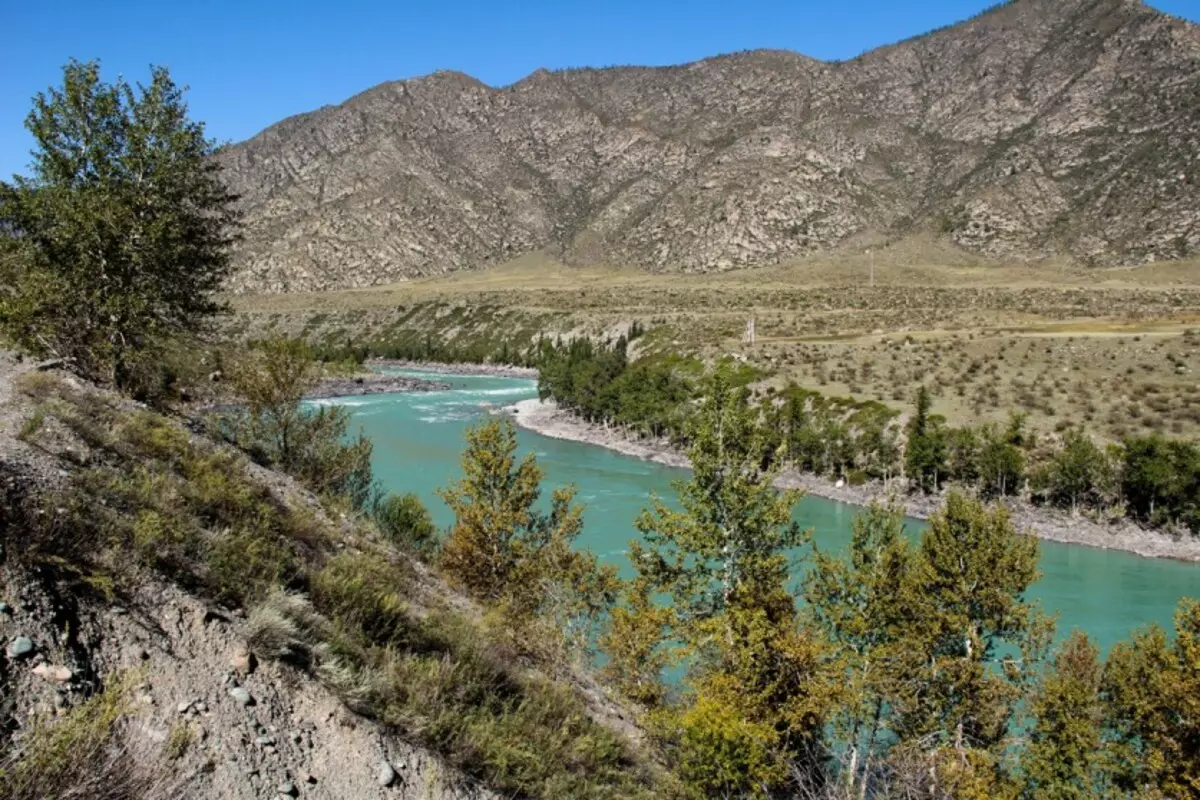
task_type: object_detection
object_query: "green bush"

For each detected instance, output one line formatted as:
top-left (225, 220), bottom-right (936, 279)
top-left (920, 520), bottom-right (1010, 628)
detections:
top-left (375, 493), bottom-right (439, 557)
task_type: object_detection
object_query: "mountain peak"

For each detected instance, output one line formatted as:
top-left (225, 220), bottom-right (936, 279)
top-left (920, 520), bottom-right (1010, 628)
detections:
top-left (219, 2), bottom-right (1200, 293)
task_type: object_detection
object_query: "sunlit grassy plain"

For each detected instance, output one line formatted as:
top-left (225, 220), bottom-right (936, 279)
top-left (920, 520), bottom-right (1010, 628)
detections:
top-left (230, 241), bottom-right (1200, 441)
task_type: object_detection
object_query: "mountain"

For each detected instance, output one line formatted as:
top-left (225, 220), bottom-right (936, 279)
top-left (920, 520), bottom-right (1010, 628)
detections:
top-left (218, 0), bottom-right (1200, 293)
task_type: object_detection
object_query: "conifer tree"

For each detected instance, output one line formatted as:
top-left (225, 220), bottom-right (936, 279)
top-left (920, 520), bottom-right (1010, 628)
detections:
top-left (906, 385), bottom-right (947, 493)
top-left (804, 500), bottom-right (917, 797)
top-left (439, 419), bottom-right (617, 649)
top-left (623, 368), bottom-right (834, 798)
top-left (1102, 599), bottom-right (1200, 797)
top-left (1021, 631), bottom-right (1108, 800)
top-left (893, 493), bottom-right (1053, 783)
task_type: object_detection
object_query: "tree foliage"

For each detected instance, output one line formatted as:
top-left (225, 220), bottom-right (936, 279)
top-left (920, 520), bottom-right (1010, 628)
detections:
top-left (0, 60), bottom-right (239, 385)
top-left (375, 492), bottom-right (439, 558)
top-left (906, 385), bottom-right (947, 493)
top-left (614, 369), bottom-right (834, 798)
top-left (225, 337), bottom-right (375, 511)
top-left (438, 419), bottom-right (618, 651)
top-left (804, 499), bottom-right (916, 796)
top-left (1021, 631), bottom-right (1108, 800)
top-left (1102, 600), bottom-right (1200, 797)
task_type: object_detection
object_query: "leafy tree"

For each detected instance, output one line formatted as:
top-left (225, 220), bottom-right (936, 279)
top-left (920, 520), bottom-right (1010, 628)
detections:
top-left (978, 413), bottom-right (1027, 498)
top-left (0, 60), bottom-right (239, 385)
top-left (1021, 631), bottom-right (1109, 800)
top-left (633, 369), bottom-right (806, 624)
top-left (906, 385), bottom-right (947, 493)
top-left (1037, 428), bottom-right (1112, 514)
top-left (1121, 434), bottom-right (1200, 530)
top-left (599, 576), bottom-right (677, 706)
top-left (439, 419), bottom-right (617, 650)
top-left (804, 500), bottom-right (917, 797)
top-left (627, 369), bottom-right (833, 797)
top-left (894, 493), bottom-right (1053, 765)
top-left (1102, 599), bottom-right (1200, 797)
top-left (945, 426), bottom-right (982, 486)
top-left (226, 337), bottom-right (374, 510)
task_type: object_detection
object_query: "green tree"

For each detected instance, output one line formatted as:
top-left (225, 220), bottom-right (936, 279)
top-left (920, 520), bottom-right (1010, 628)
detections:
top-left (599, 576), bottom-right (677, 706)
top-left (804, 500), bottom-right (917, 797)
top-left (1038, 428), bottom-right (1110, 513)
top-left (1102, 599), bottom-right (1200, 797)
top-left (225, 337), bottom-right (375, 510)
top-left (978, 414), bottom-right (1027, 499)
top-left (0, 60), bottom-right (239, 385)
top-left (438, 419), bottom-right (617, 651)
top-left (375, 492), bottom-right (438, 558)
top-left (1121, 434), bottom-right (1200, 530)
top-left (633, 370), bottom-right (807, 625)
top-left (627, 368), bottom-right (833, 797)
top-left (1021, 631), bottom-right (1109, 800)
top-left (894, 493), bottom-right (1053, 767)
top-left (945, 426), bottom-right (982, 485)
top-left (906, 386), bottom-right (947, 493)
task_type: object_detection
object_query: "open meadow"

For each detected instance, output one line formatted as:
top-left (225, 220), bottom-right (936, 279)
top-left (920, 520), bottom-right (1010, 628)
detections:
top-left (231, 246), bottom-right (1200, 441)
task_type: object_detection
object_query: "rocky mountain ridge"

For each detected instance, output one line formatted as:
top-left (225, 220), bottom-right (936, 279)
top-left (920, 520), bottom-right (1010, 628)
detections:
top-left (219, 0), bottom-right (1200, 292)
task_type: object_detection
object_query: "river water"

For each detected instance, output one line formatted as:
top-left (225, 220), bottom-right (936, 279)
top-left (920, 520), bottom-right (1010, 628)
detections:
top-left (326, 370), bottom-right (1198, 654)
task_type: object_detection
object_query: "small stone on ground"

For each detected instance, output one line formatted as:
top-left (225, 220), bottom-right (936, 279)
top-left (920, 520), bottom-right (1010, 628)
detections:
top-left (7, 636), bottom-right (35, 659)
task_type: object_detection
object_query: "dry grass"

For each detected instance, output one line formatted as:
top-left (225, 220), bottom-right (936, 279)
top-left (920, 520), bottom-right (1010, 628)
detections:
top-left (230, 252), bottom-right (1200, 441)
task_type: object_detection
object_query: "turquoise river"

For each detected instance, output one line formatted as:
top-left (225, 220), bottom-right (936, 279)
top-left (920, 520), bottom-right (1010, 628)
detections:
top-left (324, 369), bottom-right (1198, 653)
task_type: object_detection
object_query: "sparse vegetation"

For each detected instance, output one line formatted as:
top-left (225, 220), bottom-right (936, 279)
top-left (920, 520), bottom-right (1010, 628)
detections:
top-left (0, 673), bottom-right (166, 800)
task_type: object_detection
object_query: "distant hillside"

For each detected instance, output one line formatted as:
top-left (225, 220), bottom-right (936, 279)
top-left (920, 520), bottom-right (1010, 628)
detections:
top-left (219, 0), bottom-right (1200, 292)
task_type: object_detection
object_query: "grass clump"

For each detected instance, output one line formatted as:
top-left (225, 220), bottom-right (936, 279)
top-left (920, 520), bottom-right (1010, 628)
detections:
top-left (0, 674), bottom-right (163, 800)
top-left (248, 591), bottom-right (659, 800)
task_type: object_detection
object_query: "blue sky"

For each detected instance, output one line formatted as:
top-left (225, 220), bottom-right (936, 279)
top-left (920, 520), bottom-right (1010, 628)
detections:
top-left (2, 0), bottom-right (1197, 178)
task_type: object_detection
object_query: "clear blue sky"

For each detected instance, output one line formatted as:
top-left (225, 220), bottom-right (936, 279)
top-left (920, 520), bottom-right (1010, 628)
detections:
top-left (3, 0), bottom-right (1197, 178)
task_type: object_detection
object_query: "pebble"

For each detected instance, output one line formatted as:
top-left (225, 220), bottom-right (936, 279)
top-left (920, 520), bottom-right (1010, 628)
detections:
top-left (256, 735), bottom-right (276, 747)
top-left (230, 645), bottom-right (257, 675)
top-left (377, 762), bottom-right (396, 787)
top-left (0, 602), bottom-right (11, 615)
top-left (7, 636), bottom-right (35, 660)
top-left (229, 687), bottom-right (254, 707)
top-left (177, 700), bottom-right (193, 714)
top-left (277, 781), bottom-right (297, 797)
top-left (31, 663), bottom-right (73, 683)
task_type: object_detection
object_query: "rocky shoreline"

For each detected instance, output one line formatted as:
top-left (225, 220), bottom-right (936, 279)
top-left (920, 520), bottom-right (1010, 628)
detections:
top-left (509, 398), bottom-right (1200, 563)
top-left (306, 373), bottom-right (451, 400)
top-left (368, 359), bottom-right (538, 379)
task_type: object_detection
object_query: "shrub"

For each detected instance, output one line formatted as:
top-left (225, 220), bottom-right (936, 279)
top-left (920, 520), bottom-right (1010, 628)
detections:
top-left (309, 552), bottom-right (415, 650)
top-left (224, 337), bottom-right (377, 511)
top-left (375, 493), bottom-right (439, 557)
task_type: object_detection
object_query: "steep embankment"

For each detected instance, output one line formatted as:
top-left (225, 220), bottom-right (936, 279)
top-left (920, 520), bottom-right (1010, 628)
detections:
top-left (0, 354), bottom-right (654, 800)
top-left (220, 0), bottom-right (1200, 292)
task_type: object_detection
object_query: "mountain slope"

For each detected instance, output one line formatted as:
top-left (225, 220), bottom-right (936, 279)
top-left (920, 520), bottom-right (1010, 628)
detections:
top-left (219, 0), bottom-right (1200, 292)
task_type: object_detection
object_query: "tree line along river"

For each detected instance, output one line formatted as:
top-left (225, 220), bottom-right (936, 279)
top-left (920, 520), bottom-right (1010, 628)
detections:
top-left (322, 369), bottom-right (1198, 655)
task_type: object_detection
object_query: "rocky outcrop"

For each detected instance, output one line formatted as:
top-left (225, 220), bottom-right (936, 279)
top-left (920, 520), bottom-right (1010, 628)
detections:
top-left (0, 564), bottom-right (499, 800)
top-left (219, 0), bottom-right (1200, 292)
